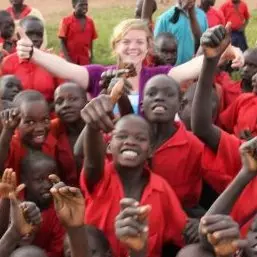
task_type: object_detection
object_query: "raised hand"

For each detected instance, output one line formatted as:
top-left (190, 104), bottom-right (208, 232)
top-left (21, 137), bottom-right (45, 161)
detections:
top-left (16, 27), bottom-right (33, 60)
top-left (0, 168), bottom-right (25, 198)
top-left (49, 174), bottom-right (85, 228)
top-left (9, 193), bottom-right (38, 237)
top-left (239, 137), bottom-right (257, 173)
top-left (200, 215), bottom-right (248, 256)
top-left (115, 198), bottom-right (151, 251)
top-left (201, 24), bottom-right (231, 59)
top-left (80, 94), bottom-right (114, 132)
top-left (0, 108), bottom-right (21, 130)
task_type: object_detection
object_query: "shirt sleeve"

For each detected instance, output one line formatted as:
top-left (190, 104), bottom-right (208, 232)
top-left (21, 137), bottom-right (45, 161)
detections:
top-left (243, 3), bottom-right (250, 20)
top-left (202, 130), bottom-right (242, 178)
top-left (91, 19), bottom-right (98, 40)
top-left (1, 55), bottom-right (14, 75)
top-left (154, 16), bottom-right (168, 37)
top-left (58, 18), bottom-right (68, 38)
top-left (201, 13), bottom-right (209, 32)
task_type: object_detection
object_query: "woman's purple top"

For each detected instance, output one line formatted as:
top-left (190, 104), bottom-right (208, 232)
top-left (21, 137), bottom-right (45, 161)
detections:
top-left (85, 64), bottom-right (171, 113)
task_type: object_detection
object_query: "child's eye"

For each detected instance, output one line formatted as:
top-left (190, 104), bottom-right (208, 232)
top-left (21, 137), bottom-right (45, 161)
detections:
top-left (25, 120), bottom-right (35, 126)
top-left (44, 118), bottom-right (50, 124)
top-left (148, 91), bottom-right (156, 97)
top-left (136, 136), bottom-right (147, 142)
top-left (115, 134), bottom-right (127, 140)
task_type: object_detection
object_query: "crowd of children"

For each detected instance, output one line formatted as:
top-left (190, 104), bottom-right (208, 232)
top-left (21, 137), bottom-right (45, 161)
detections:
top-left (0, 0), bottom-right (256, 256)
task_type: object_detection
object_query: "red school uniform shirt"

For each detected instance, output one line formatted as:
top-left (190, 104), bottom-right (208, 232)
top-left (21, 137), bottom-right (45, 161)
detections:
top-left (230, 178), bottom-right (257, 237)
top-left (219, 93), bottom-right (257, 138)
top-left (151, 122), bottom-right (231, 209)
top-left (1, 53), bottom-right (59, 102)
top-left (32, 203), bottom-right (65, 257)
top-left (80, 161), bottom-right (187, 257)
top-left (202, 129), bottom-right (242, 178)
top-left (220, 0), bottom-right (250, 31)
top-left (206, 7), bottom-right (225, 28)
top-left (50, 118), bottom-right (79, 186)
top-left (6, 5), bottom-right (32, 19)
top-left (215, 72), bottom-right (242, 109)
top-left (58, 14), bottom-right (98, 65)
top-left (4, 130), bottom-right (57, 183)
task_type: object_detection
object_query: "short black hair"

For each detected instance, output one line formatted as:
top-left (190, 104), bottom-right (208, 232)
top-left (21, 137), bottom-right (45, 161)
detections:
top-left (19, 16), bottom-right (44, 29)
top-left (13, 90), bottom-right (46, 108)
top-left (0, 10), bottom-right (12, 24)
top-left (20, 150), bottom-right (57, 178)
top-left (155, 32), bottom-right (177, 45)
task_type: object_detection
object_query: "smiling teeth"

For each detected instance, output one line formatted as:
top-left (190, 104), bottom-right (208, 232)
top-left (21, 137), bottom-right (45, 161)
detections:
top-left (154, 106), bottom-right (165, 111)
top-left (122, 150), bottom-right (138, 158)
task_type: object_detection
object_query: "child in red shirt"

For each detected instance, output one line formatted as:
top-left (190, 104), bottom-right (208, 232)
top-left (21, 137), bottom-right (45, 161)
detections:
top-left (0, 11), bottom-right (16, 57)
top-left (52, 82), bottom-right (87, 186)
top-left (1, 16), bottom-right (59, 104)
top-left (80, 96), bottom-right (188, 257)
top-left (220, 0), bottom-right (250, 51)
top-left (141, 75), bottom-right (231, 215)
top-left (199, 0), bottom-right (225, 27)
top-left (19, 152), bottom-right (65, 257)
top-left (58, 0), bottom-right (98, 65)
top-left (0, 90), bottom-right (57, 181)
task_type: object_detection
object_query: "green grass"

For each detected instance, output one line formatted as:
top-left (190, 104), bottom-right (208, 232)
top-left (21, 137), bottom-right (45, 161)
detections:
top-left (46, 7), bottom-right (257, 65)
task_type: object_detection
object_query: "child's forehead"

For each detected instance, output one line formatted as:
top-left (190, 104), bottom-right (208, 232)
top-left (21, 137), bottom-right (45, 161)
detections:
top-left (114, 116), bottom-right (150, 134)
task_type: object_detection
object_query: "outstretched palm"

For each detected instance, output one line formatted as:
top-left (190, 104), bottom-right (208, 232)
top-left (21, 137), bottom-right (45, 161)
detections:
top-left (51, 186), bottom-right (85, 228)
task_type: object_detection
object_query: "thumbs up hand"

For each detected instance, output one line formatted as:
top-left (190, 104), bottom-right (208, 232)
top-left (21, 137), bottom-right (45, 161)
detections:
top-left (16, 27), bottom-right (34, 60)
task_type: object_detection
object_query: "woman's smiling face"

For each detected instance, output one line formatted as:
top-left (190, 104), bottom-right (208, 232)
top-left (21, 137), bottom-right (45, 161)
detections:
top-left (114, 29), bottom-right (149, 67)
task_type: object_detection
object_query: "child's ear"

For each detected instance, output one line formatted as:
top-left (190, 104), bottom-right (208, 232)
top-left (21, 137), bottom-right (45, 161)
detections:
top-left (106, 143), bottom-right (112, 155)
top-left (139, 100), bottom-right (144, 114)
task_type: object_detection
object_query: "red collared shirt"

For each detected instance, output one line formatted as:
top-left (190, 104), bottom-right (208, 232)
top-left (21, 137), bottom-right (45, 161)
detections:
top-left (220, 0), bottom-right (250, 30)
top-left (80, 161), bottom-right (187, 257)
top-left (206, 7), bottom-right (225, 27)
top-left (231, 178), bottom-right (257, 237)
top-left (58, 14), bottom-right (98, 65)
top-left (32, 203), bottom-right (65, 257)
top-left (51, 118), bottom-right (80, 186)
top-left (215, 73), bottom-right (242, 109)
top-left (152, 122), bottom-right (231, 208)
top-left (1, 53), bottom-right (59, 102)
top-left (202, 130), bottom-right (242, 178)
top-left (6, 5), bottom-right (32, 19)
top-left (219, 93), bottom-right (257, 138)
top-left (5, 130), bottom-right (57, 184)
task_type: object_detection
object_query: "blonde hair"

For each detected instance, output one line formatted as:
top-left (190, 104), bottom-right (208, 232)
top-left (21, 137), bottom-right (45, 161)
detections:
top-left (110, 19), bottom-right (152, 56)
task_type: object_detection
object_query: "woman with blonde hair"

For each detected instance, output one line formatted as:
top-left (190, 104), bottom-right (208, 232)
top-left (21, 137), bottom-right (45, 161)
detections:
top-left (16, 19), bottom-right (243, 114)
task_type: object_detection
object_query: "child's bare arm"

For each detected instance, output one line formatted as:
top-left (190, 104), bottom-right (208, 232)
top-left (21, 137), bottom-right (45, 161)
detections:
top-left (206, 137), bottom-right (257, 216)
top-left (141, 0), bottom-right (156, 20)
top-left (80, 95), bottom-right (114, 192)
top-left (50, 176), bottom-right (90, 257)
top-left (192, 25), bottom-right (231, 152)
top-left (0, 108), bottom-right (20, 174)
top-left (60, 38), bottom-right (72, 63)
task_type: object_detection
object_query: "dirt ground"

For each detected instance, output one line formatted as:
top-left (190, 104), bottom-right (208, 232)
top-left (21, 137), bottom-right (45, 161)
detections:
top-left (0, 0), bottom-right (256, 19)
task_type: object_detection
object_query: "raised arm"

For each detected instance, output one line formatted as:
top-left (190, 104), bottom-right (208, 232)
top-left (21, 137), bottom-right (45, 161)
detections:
top-left (50, 177), bottom-right (90, 257)
top-left (0, 108), bottom-right (21, 173)
top-left (191, 26), bottom-right (232, 151)
top-left (80, 95), bottom-right (114, 192)
top-left (206, 137), bottom-right (257, 215)
top-left (141, 0), bottom-right (156, 21)
top-left (169, 32), bottom-right (244, 85)
top-left (16, 28), bottom-right (89, 89)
